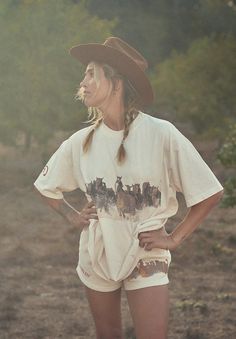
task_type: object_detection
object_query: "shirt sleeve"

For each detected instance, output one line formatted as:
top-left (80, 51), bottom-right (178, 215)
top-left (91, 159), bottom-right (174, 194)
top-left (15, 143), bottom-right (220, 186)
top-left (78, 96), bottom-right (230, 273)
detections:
top-left (34, 138), bottom-right (79, 199)
top-left (167, 123), bottom-right (223, 207)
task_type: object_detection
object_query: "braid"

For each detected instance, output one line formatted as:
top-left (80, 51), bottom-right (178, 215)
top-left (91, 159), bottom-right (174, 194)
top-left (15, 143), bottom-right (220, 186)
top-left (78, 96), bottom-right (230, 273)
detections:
top-left (116, 76), bottom-right (139, 164)
top-left (116, 108), bottom-right (139, 164)
top-left (83, 116), bottom-right (103, 153)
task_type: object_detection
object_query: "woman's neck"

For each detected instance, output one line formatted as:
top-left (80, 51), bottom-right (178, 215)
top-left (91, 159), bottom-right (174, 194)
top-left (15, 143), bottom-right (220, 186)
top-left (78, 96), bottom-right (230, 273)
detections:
top-left (99, 102), bottom-right (125, 131)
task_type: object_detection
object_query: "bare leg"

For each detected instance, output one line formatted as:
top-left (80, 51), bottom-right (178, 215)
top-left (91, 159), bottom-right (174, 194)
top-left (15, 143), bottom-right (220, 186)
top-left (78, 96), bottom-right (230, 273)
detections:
top-left (85, 286), bottom-right (123, 339)
top-left (126, 285), bottom-right (169, 339)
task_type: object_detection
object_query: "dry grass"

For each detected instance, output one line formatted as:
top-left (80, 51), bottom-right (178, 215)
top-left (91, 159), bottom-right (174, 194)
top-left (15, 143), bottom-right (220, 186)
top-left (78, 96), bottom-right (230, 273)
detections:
top-left (0, 148), bottom-right (235, 338)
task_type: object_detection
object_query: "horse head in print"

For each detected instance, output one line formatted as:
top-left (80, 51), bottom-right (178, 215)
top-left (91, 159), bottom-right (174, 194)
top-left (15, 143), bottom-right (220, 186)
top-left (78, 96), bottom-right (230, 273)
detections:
top-left (142, 182), bottom-right (152, 206)
top-left (95, 177), bottom-right (106, 192)
top-left (115, 177), bottom-right (136, 217)
top-left (115, 176), bottom-right (123, 192)
top-left (106, 188), bottom-right (116, 205)
top-left (125, 185), bottom-right (132, 193)
top-left (132, 183), bottom-right (143, 210)
top-left (85, 182), bottom-right (96, 199)
top-left (151, 186), bottom-right (161, 207)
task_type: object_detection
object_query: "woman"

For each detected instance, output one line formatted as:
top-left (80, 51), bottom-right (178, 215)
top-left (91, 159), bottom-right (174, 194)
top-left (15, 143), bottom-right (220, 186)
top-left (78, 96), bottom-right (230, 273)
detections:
top-left (34, 37), bottom-right (223, 339)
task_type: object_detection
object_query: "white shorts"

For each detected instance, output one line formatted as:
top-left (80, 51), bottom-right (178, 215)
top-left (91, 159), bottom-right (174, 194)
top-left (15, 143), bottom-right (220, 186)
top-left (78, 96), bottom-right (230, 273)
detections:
top-left (76, 251), bottom-right (171, 292)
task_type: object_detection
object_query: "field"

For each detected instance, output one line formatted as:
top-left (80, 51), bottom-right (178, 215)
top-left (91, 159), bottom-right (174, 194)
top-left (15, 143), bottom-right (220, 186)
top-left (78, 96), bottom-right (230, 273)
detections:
top-left (0, 145), bottom-right (235, 339)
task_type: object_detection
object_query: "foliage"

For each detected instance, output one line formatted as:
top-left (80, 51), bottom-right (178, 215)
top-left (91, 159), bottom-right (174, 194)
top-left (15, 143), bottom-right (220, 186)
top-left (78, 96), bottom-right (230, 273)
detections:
top-left (1, 0), bottom-right (236, 158)
top-left (84, 0), bottom-right (236, 65)
top-left (218, 124), bottom-right (236, 207)
top-left (218, 124), bottom-right (236, 166)
top-left (152, 35), bottom-right (236, 140)
top-left (0, 0), bottom-right (114, 149)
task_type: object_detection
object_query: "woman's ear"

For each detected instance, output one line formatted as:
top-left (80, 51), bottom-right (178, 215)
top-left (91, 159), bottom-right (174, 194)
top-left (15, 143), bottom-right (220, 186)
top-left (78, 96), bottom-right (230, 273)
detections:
top-left (113, 78), bottom-right (123, 94)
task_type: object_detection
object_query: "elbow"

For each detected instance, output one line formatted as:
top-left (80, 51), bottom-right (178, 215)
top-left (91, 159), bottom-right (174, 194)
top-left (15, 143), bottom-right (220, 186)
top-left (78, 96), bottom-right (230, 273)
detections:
top-left (34, 185), bottom-right (44, 198)
top-left (34, 185), bottom-right (41, 195)
top-left (212, 189), bottom-right (224, 206)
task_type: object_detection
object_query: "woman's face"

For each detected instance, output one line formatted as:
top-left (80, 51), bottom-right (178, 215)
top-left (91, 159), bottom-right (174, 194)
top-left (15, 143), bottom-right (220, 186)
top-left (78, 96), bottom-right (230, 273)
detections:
top-left (79, 62), bottom-right (113, 108)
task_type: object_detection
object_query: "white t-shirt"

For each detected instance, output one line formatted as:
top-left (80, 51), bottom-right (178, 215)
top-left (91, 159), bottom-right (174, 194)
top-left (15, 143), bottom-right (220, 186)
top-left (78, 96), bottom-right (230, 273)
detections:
top-left (34, 112), bottom-right (223, 281)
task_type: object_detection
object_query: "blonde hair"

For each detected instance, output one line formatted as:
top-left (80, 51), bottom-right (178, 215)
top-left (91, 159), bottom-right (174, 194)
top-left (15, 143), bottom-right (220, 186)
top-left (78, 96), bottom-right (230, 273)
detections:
top-left (77, 62), bottom-right (139, 164)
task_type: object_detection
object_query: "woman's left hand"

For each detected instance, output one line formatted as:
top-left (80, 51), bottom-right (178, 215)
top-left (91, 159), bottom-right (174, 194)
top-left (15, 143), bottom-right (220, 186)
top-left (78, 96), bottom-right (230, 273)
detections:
top-left (138, 227), bottom-right (178, 251)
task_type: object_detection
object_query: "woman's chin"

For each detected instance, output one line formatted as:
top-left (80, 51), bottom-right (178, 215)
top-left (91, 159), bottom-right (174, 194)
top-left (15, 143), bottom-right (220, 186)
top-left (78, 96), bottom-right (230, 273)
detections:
top-left (83, 101), bottom-right (90, 108)
top-left (84, 99), bottom-right (99, 109)
top-left (84, 98), bottom-right (92, 107)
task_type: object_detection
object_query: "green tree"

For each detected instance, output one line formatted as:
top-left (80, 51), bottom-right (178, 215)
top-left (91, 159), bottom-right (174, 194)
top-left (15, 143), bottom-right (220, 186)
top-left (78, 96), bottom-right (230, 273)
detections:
top-left (84, 0), bottom-right (236, 65)
top-left (218, 124), bottom-right (236, 207)
top-left (152, 35), bottom-right (236, 140)
top-left (0, 0), bottom-right (115, 150)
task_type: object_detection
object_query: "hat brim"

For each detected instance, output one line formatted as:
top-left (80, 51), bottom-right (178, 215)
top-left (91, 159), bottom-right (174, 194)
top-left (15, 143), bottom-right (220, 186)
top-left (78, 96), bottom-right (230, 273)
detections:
top-left (69, 43), bottom-right (154, 107)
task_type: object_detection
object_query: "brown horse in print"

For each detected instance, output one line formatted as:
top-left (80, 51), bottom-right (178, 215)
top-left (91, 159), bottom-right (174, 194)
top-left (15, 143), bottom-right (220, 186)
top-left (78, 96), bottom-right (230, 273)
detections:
top-left (115, 177), bottom-right (136, 217)
top-left (151, 186), bottom-right (161, 207)
top-left (132, 183), bottom-right (143, 210)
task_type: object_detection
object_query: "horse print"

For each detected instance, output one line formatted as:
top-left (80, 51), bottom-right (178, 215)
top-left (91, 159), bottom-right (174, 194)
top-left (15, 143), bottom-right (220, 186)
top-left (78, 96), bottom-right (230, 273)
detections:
top-left (127, 258), bottom-right (169, 280)
top-left (86, 176), bottom-right (161, 218)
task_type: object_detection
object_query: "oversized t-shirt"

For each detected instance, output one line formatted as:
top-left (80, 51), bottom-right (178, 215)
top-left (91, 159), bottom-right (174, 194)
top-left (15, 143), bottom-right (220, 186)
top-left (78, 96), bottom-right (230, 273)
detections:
top-left (34, 112), bottom-right (223, 281)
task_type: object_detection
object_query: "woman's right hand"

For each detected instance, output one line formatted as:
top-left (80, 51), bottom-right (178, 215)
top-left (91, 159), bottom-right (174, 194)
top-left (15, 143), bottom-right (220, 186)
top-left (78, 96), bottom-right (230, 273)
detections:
top-left (66, 201), bottom-right (98, 229)
top-left (35, 189), bottom-right (98, 231)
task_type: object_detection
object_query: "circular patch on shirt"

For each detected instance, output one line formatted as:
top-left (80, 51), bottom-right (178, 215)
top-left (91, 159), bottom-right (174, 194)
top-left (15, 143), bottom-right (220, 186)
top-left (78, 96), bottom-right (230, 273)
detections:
top-left (42, 165), bottom-right (49, 176)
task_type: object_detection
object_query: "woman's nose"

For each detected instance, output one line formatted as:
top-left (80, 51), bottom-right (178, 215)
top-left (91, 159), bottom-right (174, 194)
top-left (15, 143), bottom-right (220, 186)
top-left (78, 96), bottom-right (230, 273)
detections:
top-left (80, 76), bottom-right (88, 88)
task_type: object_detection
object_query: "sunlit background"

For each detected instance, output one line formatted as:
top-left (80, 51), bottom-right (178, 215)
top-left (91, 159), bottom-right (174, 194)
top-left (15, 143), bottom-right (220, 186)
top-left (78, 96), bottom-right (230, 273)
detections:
top-left (0, 1), bottom-right (235, 338)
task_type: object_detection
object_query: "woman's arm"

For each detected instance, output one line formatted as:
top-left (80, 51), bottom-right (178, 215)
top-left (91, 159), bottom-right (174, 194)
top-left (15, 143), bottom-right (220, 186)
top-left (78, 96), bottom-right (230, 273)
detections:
top-left (35, 188), bottom-right (98, 230)
top-left (138, 190), bottom-right (224, 251)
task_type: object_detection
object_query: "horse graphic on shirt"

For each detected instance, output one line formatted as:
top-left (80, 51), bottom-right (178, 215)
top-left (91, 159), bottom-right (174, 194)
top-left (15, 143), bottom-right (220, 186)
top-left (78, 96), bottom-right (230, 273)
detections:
top-left (85, 176), bottom-right (162, 218)
top-left (86, 178), bottom-right (116, 213)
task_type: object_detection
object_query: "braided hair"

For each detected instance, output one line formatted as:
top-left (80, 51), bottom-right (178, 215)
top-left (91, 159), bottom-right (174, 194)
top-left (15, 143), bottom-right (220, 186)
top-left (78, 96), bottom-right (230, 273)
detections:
top-left (77, 62), bottom-right (139, 164)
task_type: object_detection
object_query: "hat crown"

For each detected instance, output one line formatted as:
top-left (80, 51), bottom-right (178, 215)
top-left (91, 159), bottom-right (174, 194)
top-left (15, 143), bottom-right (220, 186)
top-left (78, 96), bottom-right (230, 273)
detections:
top-left (103, 37), bottom-right (148, 72)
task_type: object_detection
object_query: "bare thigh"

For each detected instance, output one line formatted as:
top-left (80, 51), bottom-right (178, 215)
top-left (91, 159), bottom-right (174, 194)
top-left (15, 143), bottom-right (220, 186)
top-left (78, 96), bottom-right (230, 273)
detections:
top-left (85, 286), bottom-right (123, 339)
top-left (126, 285), bottom-right (169, 339)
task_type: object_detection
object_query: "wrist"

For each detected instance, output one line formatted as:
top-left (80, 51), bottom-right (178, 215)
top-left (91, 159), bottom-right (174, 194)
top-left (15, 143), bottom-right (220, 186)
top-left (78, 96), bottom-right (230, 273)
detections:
top-left (58, 199), bottom-right (80, 221)
top-left (169, 232), bottom-right (180, 246)
top-left (166, 232), bottom-right (179, 250)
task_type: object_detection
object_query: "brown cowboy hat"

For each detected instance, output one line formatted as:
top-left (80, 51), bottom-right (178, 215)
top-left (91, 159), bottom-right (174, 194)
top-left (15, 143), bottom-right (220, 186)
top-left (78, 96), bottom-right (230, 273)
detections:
top-left (69, 37), bottom-right (154, 107)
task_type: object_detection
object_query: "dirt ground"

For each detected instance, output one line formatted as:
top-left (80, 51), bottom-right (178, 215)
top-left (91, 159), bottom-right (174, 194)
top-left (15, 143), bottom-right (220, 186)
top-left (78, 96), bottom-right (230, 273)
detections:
top-left (0, 148), bottom-right (235, 339)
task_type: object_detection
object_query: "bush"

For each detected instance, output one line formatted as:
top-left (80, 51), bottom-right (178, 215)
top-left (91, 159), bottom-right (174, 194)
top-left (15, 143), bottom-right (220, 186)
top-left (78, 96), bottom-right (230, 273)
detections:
top-left (218, 124), bottom-right (236, 207)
